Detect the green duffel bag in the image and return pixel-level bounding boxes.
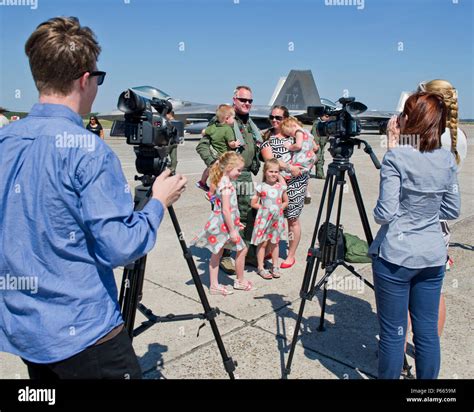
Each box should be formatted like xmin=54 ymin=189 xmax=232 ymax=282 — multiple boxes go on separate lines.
xmin=343 ymin=233 xmax=372 ymax=263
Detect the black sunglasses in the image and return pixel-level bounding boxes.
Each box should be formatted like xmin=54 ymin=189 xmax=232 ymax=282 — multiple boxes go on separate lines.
xmin=269 ymin=115 xmax=284 ymax=121
xmin=76 ymin=70 xmax=106 ymax=86
xmin=89 ymin=71 xmax=106 ymax=86
xmin=236 ymin=97 xmax=253 ymax=104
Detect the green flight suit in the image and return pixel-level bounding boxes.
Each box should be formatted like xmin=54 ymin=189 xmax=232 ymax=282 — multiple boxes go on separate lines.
xmin=311 ymin=121 xmax=329 ymax=179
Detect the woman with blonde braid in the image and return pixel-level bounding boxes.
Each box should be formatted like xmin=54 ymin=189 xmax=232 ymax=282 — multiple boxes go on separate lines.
xmin=399 ymin=80 xmax=467 ymax=378
xmin=418 ymin=80 xmax=467 ymax=171
xmin=417 ymin=80 xmax=467 ymax=338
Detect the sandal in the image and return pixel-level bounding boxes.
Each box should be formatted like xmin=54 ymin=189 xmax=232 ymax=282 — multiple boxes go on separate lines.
xmin=233 ymin=279 xmax=255 ymax=291
xmin=271 ymin=267 xmax=282 ymax=278
xmin=210 ymin=284 xmax=233 ymax=296
xmin=256 ymin=268 xmax=273 ymax=280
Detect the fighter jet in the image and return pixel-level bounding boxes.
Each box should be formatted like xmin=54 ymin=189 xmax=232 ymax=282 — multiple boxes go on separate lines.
xmin=98 ymin=69 xmax=322 ymax=133
xmin=99 ymin=70 xmax=408 ymax=135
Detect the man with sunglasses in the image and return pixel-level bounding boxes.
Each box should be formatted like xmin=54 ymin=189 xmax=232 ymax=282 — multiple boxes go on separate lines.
xmin=0 ymin=17 xmax=187 ymax=379
xmin=196 ymin=86 xmax=262 ymax=273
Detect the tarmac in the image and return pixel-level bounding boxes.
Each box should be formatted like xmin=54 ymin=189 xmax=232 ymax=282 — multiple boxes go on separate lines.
xmin=1 ymin=126 xmax=473 ymax=380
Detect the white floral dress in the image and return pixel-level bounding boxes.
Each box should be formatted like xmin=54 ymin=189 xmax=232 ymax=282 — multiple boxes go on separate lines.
xmin=191 ymin=176 xmax=246 ymax=254
xmin=251 ymin=182 xmax=287 ymax=245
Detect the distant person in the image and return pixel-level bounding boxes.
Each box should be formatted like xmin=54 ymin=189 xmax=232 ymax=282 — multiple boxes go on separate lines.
xmin=0 ymin=16 xmax=187 ymax=380
xmin=261 ymin=105 xmax=311 ymax=269
xmin=311 ymin=113 xmax=331 ymax=179
xmin=279 ymin=117 xmax=318 ymax=180
xmin=196 ymin=104 xmax=241 ymax=201
xmin=305 ymin=113 xmax=330 ymax=204
xmin=250 ymin=158 xmax=288 ymax=279
xmin=369 ymin=92 xmax=461 ymax=379
xmin=196 ymin=86 xmax=262 ymax=274
xmin=86 ymin=115 xmax=104 ymax=139
xmin=166 ymin=110 xmax=179 ymax=174
xmin=191 ymin=152 xmax=254 ymax=295
xmin=0 ymin=107 xmax=9 ymax=128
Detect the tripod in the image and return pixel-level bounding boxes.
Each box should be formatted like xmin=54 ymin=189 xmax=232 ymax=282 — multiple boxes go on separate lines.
xmin=118 ymin=174 xmax=237 ymax=379
xmin=285 ymin=137 xmax=380 ymax=376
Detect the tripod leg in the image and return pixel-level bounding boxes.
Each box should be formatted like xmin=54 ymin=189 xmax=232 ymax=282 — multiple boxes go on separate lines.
xmin=348 ymin=169 xmax=374 ymax=245
xmin=302 ymin=172 xmax=334 ymax=295
xmin=310 ymin=169 xmax=333 ymax=246
xmin=119 ymin=183 xmax=155 ymax=339
xmin=317 ymin=171 xmax=346 ymax=331
xmin=334 ymin=169 xmax=345 ymax=257
xmin=285 ymin=170 xmax=341 ymax=376
xmin=119 ymin=255 xmax=148 ymax=339
xmin=167 ymin=206 xmax=236 ymax=379
xmin=347 ymin=168 xmax=375 ymax=289
xmin=318 ymin=280 xmax=328 ymax=332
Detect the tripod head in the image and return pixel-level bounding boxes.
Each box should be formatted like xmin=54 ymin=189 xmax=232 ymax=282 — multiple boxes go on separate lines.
xmin=328 ymin=136 xmax=381 ymax=169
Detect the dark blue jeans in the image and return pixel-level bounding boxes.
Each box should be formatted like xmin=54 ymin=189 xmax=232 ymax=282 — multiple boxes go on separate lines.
xmin=372 ymin=256 xmax=445 ymax=379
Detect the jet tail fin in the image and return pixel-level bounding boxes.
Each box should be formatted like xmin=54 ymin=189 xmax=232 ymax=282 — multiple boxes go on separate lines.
xmin=269 ymin=70 xmax=321 ymax=110
xmin=396 ymin=91 xmax=412 ymax=113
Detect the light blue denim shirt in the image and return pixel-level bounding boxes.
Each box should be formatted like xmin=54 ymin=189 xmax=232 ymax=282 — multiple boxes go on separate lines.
xmin=0 ymin=104 xmax=164 ymax=363
xmin=368 ymin=146 xmax=460 ymax=269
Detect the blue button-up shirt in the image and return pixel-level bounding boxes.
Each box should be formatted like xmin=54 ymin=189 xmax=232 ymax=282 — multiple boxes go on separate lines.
xmin=368 ymin=146 xmax=461 ymax=269
xmin=0 ymin=104 xmax=164 ymax=363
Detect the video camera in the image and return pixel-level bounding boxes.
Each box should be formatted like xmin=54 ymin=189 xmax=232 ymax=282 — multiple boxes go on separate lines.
xmin=308 ymin=97 xmax=367 ymax=139
xmin=115 ymin=88 xmax=183 ymax=176
xmin=308 ymin=97 xmax=373 ymax=161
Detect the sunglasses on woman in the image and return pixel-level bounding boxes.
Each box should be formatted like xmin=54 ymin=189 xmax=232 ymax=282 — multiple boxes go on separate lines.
xmin=269 ymin=115 xmax=284 ymax=121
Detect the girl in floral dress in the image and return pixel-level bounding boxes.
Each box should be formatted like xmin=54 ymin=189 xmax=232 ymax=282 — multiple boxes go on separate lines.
xmin=191 ymin=152 xmax=254 ymax=296
xmin=251 ymin=159 xmax=289 ymax=279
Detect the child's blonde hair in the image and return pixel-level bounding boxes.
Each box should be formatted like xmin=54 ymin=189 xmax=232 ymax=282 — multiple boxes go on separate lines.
xmin=418 ymin=79 xmax=460 ymax=164
xmin=209 ymin=151 xmax=244 ymax=187
xmin=280 ymin=116 xmax=303 ymax=136
xmin=262 ymin=158 xmax=280 ymax=183
xmin=216 ymin=104 xmax=235 ymax=124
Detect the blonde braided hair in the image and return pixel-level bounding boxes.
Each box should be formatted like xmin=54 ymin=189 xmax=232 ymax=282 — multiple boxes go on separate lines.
xmin=209 ymin=151 xmax=244 ymax=187
xmin=418 ymin=79 xmax=460 ymax=164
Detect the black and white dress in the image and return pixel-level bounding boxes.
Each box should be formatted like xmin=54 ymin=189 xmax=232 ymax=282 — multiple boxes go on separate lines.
xmin=261 ymin=136 xmax=310 ymax=220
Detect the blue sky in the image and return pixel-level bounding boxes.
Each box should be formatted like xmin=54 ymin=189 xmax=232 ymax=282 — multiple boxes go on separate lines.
xmin=0 ymin=0 xmax=473 ymax=117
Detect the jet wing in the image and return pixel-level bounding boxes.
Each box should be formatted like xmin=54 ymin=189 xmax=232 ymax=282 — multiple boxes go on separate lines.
xmin=355 ymin=110 xmax=396 ymax=133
